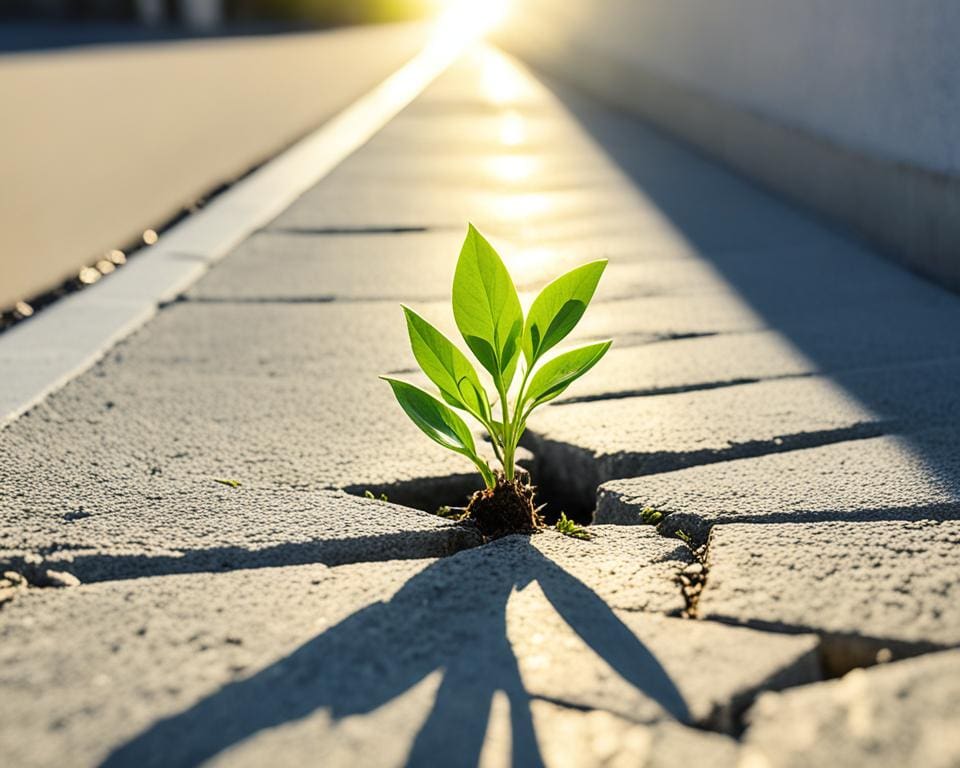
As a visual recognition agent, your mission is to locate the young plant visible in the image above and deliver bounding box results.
[382,224,610,538]
[555,512,594,540]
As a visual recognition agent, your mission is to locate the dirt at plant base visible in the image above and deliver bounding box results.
[466,473,544,540]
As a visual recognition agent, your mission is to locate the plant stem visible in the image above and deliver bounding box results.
[496,377,514,481]
[503,362,534,478]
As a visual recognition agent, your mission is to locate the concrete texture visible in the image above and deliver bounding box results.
[6,38,960,767]
[0,23,428,308]
[517,704,741,768]
[529,526,692,614]
[0,301,494,513]
[596,431,960,537]
[0,559,431,768]
[0,489,480,584]
[741,650,960,768]
[0,528,800,766]
[509,583,819,731]
[561,318,960,404]
[527,359,960,512]
[701,519,960,671]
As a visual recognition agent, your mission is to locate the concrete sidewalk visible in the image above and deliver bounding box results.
[2,44,959,767]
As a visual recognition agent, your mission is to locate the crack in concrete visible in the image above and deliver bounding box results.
[675,533,710,620]
[180,293,449,305]
[262,225,444,236]
[644,506,952,701]
[0,525,482,588]
[554,377,766,405]
[524,422,896,519]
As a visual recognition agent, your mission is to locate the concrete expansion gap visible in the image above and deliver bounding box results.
[648,507,954,695]
[1,525,482,591]
[554,376,771,404]
[263,225,446,236]
[702,601,952,681]
[582,330,720,349]
[176,293,449,305]
[523,422,897,518]
[555,352,960,406]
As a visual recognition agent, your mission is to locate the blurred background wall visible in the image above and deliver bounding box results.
[499,0,960,292]
[1,1,435,27]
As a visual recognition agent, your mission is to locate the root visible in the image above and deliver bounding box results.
[466,471,544,541]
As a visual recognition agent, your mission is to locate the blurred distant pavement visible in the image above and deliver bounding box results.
[0,21,428,309]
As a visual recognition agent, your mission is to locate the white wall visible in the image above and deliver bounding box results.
[500,0,960,291]
[512,0,960,176]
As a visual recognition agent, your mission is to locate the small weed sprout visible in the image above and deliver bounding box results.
[555,512,594,540]
[213,478,242,489]
[675,529,693,545]
[640,506,664,525]
[382,224,610,538]
[363,490,389,502]
[434,505,464,520]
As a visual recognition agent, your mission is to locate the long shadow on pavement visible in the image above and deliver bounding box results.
[100,535,688,767]
[552,82,960,500]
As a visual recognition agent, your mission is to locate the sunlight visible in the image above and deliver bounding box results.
[501,246,558,287]
[430,0,513,35]
[499,110,527,146]
[479,48,530,105]
[485,154,539,183]
[489,192,551,221]
[418,0,514,73]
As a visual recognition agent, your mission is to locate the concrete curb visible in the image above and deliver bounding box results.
[0,29,469,427]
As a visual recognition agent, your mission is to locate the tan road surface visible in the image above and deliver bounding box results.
[0,23,427,309]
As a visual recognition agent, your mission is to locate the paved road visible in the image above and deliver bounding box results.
[0,22,427,309]
[2,42,959,768]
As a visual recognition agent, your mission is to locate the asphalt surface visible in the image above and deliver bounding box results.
[0,21,427,309]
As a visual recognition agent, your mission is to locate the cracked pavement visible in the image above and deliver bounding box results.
[2,43,960,767]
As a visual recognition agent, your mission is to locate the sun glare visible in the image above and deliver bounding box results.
[498,111,526,146]
[480,49,529,105]
[485,154,539,183]
[431,0,512,35]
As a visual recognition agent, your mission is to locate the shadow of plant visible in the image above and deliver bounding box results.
[100,535,688,767]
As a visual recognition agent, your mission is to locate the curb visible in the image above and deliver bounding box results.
[0,28,471,427]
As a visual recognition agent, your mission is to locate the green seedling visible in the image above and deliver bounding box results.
[434,505,465,520]
[555,512,594,540]
[382,224,610,538]
[364,490,389,502]
[640,506,664,525]
[213,478,242,489]
[675,529,693,545]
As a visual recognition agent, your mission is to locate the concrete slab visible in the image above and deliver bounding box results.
[529,525,693,614]
[508,582,820,731]
[741,650,960,768]
[596,431,960,538]
[527,359,960,512]
[0,559,430,768]
[559,318,960,404]
[524,705,741,768]
[700,519,960,671]
[0,489,480,584]
[0,301,500,518]
[0,530,798,767]
[187,228,667,304]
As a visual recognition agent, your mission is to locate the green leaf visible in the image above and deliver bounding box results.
[524,341,612,408]
[452,224,524,386]
[402,306,489,420]
[381,377,479,456]
[523,260,607,364]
